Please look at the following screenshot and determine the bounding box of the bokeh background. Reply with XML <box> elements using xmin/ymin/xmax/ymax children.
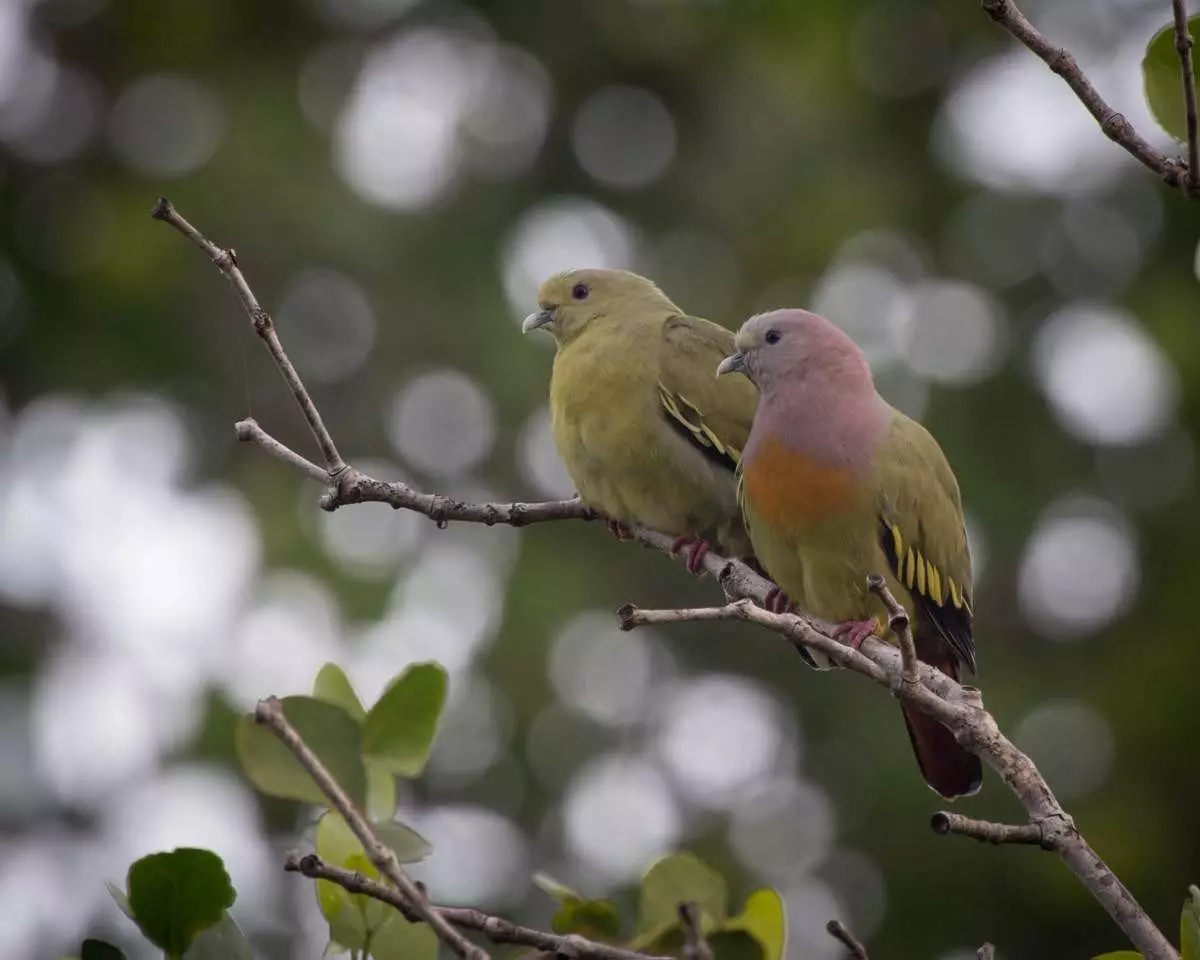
<box><xmin>1</xmin><ymin>0</ymin><xmax>1198</xmax><ymax>956</ymax></box>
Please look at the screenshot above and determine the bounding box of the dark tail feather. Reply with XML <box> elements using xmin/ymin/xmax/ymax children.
<box><xmin>900</xmin><ymin>643</ymin><xmax>982</xmax><ymax>799</ymax></box>
<box><xmin>900</xmin><ymin>701</ymin><xmax>982</xmax><ymax>799</ymax></box>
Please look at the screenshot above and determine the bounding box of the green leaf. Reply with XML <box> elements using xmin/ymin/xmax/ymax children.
<box><xmin>533</xmin><ymin>872</ymin><xmax>584</xmax><ymax>903</ymax></box>
<box><xmin>126</xmin><ymin>848</ymin><xmax>236</xmax><ymax>958</ymax></box>
<box><xmin>366</xmin><ymin>761</ymin><xmax>397</xmax><ymax>821</ymax></box>
<box><xmin>1181</xmin><ymin>885</ymin><xmax>1200</xmax><ymax>960</ymax></box>
<box><xmin>235</xmin><ymin>696</ymin><xmax>367</xmax><ymax>809</ymax></box>
<box><xmin>1142</xmin><ymin>16</ymin><xmax>1200</xmax><ymax>141</ymax></box>
<box><xmin>362</xmin><ymin>663</ymin><xmax>448</xmax><ymax>777</ymax></box>
<box><xmin>725</xmin><ymin>888</ymin><xmax>788</xmax><ymax>960</ymax></box>
<box><xmin>370</xmin><ymin>911</ymin><xmax>439</xmax><ymax>960</ymax></box>
<box><xmin>184</xmin><ymin>912</ymin><xmax>253</xmax><ymax>960</ymax></box>
<box><xmin>1091</xmin><ymin>953</ymin><xmax>1143</xmax><ymax>960</ymax></box>
<box><xmin>637</xmin><ymin>852</ymin><xmax>728</xmax><ymax>936</ymax></box>
<box><xmin>313</xmin><ymin>663</ymin><xmax>367</xmax><ymax>722</ymax></box>
<box><xmin>552</xmin><ymin>898</ymin><xmax>622</xmax><ymax>940</ymax></box>
<box><xmin>374</xmin><ymin>820</ymin><xmax>433</xmax><ymax>863</ymax></box>
<box><xmin>81</xmin><ymin>941</ymin><xmax>127</xmax><ymax>960</ymax></box>
<box><xmin>313</xmin><ymin>811</ymin><xmax>406</xmax><ymax>947</ymax></box>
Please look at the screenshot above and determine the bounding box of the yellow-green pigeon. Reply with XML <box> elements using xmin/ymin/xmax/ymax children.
<box><xmin>521</xmin><ymin>268</ymin><xmax>760</xmax><ymax>573</ymax></box>
<box><xmin>718</xmin><ymin>308</ymin><xmax>982</xmax><ymax>799</ymax></box>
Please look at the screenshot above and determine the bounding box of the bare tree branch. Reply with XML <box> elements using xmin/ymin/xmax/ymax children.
<box><xmin>978</xmin><ymin>0</ymin><xmax>1197</xmax><ymax>197</ymax></box>
<box><xmin>867</xmin><ymin>574</ymin><xmax>919</xmax><ymax>688</ymax></box>
<box><xmin>151</xmin><ymin>198</ymin><xmax>349</xmax><ymax>472</ymax></box>
<box><xmin>286</xmin><ymin>852</ymin><xmax>671</xmax><ymax>960</ymax></box>
<box><xmin>1172</xmin><ymin>0</ymin><xmax>1200</xmax><ymax>189</ymax></box>
<box><xmin>157</xmin><ymin>201</ymin><xmax>1178</xmax><ymax>960</ymax></box>
<box><xmin>826</xmin><ymin>919</ymin><xmax>870</xmax><ymax>960</ymax></box>
<box><xmin>618</xmin><ymin>599</ymin><xmax>1176</xmax><ymax>960</ymax></box>
<box><xmin>931</xmin><ymin>811</ymin><xmax>1049</xmax><ymax>847</ymax></box>
<box><xmin>678</xmin><ymin>902</ymin><xmax>714</xmax><ymax>960</ymax></box>
<box><xmin>254</xmin><ymin>699</ymin><xmax>491</xmax><ymax>960</ymax></box>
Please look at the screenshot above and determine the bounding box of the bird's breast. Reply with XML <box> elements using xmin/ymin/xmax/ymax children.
<box><xmin>742</xmin><ymin>435</ymin><xmax>859</xmax><ymax>531</ymax></box>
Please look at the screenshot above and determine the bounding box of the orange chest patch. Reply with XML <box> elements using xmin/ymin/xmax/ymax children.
<box><xmin>743</xmin><ymin>437</ymin><xmax>859</xmax><ymax>529</ymax></box>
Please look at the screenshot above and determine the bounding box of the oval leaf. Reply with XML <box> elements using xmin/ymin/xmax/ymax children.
<box><xmin>126</xmin><ymin>848</ymin><xmax>236</xmax><ymax>958</ymax></box>
<box><xmin>184</xmin><ymin>912</ymin><xmax>253</xmax><ymax>960</ymax></box>
<box><xmin>1142</xmin><ymin>16</ymin><xmax>1200</xmax><ymax>141</ymax></box>
<box><xmin>235</xmin><ymin>696</ymin><xmax>367</xmax><ymax>809</ymax></box>
<box><xmin>725</xmin><ymin>888</ymin><xmax>788</xmax><ymax>960</ymax></box>
<box><xmin>637</xmin><ymin>852</ymin><xmax>727</xmax><ymax>935</ymax></box>
<box><xmin>375</xmin><ymin>820</ymin><xmax>433</xmax><ymax>863</ymax></box>
<box><xmin>313</xmin><ymin>663</ymin><xmax>367</xmax><ymax>722</ymax></box>
<box><xmin>370</xmin><ymin>911</ymin><xmax>439</xmax><ymax>960</ymax></box>
<box><xmin>1182</xmin><ymin>885</ymin><xmax>1200</xmax><ymax>960</ymax></box>
<box><xmin>362</xmin><ymin>663</ymin><xmax>448</xmax><ymax>777</ymax></box>
<box><xmin>81</xmin><ymin>941</ymin><xmax>127</xmax><ymax>960</ymax></box>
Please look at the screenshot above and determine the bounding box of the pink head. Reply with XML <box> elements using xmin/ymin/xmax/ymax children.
<box><xmin>717</xmin><ymin>308</ymin><xmax>887</xmax><ymax>464</ymax></box>
<box><xmin>716</xmin><ymin>308</ymin><xmax>876</xmax><ymax>396</ymax></box>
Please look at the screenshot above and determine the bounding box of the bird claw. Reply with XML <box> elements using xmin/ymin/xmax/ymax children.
<box><xmin>605</xmin><ymin>519</ymin><xmax>632</xmax><ymax>540</ymax></box>
<box><xmin>831</xmin><ymin>618</ymin><xmax>879</xmax><ymax>651</ymax></box>
<box><xmin>763</xmin><ymin>586</ymin><xmax>796</xmax><ymax>615</ymax></box>
<box><xmin>670</xmin><ymin>536</ymin><xmax>711</xmax><ymax>575</ymax></box>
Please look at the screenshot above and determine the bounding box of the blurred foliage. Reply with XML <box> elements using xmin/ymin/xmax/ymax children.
<box><xmin>1142</xmin><ymin>14</ymin><xmax>1200</xmax><ymax>143</ymax></box>
<box><xmin>4</xmin><ymin>0</ymin><xmax>1200</xmax><ymax>958</ymax></box>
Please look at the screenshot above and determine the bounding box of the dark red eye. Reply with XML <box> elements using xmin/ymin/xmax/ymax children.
<box><xmin>571</xmin><ymin>282</ymin><xmax>590</xmax><ymax>301</ymax></box>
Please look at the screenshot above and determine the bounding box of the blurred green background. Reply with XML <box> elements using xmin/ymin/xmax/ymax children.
<box><xmin>1</xmin><ymin>0</ymin><xmax>1198</xmax><ymax>957</ymax></box>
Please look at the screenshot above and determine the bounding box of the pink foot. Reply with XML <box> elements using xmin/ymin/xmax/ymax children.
<box><xmin>763</xmin><ymin>587</ymin><xmax>796</xmax><ymax>615</ymax></box>
<box><xmin>831</xmin><ymin>618</ymin><xmax>879</xmax><ymax>651</ymax></box>
<box><xmin>605</xmin><ymin>519</ymin><xmax>632</xmax><ymax>541</ymax></box>
<box><xmin>670</xmin><ymin>536</ymin><xmax>711</xmax><ymax>575</ymax></box>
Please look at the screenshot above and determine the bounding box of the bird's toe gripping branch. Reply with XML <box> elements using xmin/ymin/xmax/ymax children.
<box><xmin>669</xmin><ymin>536</ymin><xmax>711</xmax><ymax>575</ymax></box>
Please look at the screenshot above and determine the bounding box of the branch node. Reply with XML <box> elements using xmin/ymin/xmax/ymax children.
<box><xmin>825</xmin><ymin>919</ymin><xmax>869</xmax><ymax>960</ymax></box>
<box><xmin>616</xmin><ymin>603</ymin><xmax>637</xmax><ymax>631</ymax></box>
<box><xmin>150</xmin><ymin>196</ymin><xmax>173</xmax><ymax>220</ymax></box>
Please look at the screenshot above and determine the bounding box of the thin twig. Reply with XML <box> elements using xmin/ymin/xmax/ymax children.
<box><xmin>254</xmin><ymin>699</ymin><xmax>490</xmax><ymax>960</ymax></box>
<box><xmin>678</xmin><ymin>903</ymin><xmax>714</xmax><ymax>960</ymax></box>
<box><xmin>1172</xmin><ymin>0</ymin><xmax>1200</xmax><ymax>189</ymax></box>
<box><xmin>285</xmin><ymin>853</ymin><xmax>670</xmax><ymax>960</ymax></box>
<box><xmin>151</xmin><ymin>197</ymin><xmax>348</xmax><ymax>473</ymax></box>
<box><xmin>235</xmin><ymin>418</ymin><xmax>328</xmax><ymax>483</ymax></box>
<box><xmin>826</xmin><ymin>919</ymin><xmax>869</xmax><ymax>960</ymax></box>
<box><xmin>931</xmin><ymin>811</ymin><xmax>1049</xmax><ymax>848</ymax></box>
<box><xmin>167</xmin><ymin>201</ymin><xmax>1177</xmax><ymax>960</ymax></box>
<box><xmin>977</xmin><ymin>943</ymin><xmax>996</xmax><ymax>960</ymax></box>
<box><xmin>867</xmin><ymin>574</ymin><xmax>919</xmax><ymax>687</ymax></box>
<box><xmin>978</xmin><ymin>0</ymin><xmax>1195</xmax><ymax>196</ymax></box>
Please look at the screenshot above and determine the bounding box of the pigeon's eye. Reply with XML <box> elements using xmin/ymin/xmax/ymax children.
<box><xmin>764</xmin><ymin>329</ymin><xmax>782</xmax><ymax>345</ymax></box>
<box><xmin>571</xmin><ymin>282</ymin><xmax>590</xmax><ymax>301</ymax></box>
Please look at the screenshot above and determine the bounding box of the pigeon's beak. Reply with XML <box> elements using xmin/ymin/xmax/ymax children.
<box><xmin>716</xmin><ymin>352</ymin><xmax>747</xmax><ymax>377</ymax></box>
<box><xmin>522</xmin><ymin>309</ymin><xmax>555</xmax><ymax>334</ymax></box>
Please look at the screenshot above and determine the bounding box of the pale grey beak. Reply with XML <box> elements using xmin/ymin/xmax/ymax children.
<box><xmin>716</xmin><ymin>352</ymin><xmax>746</xmax><ymax>377</ymax></box>
<box><xmin>522</xmin><ymin>309</ymin><xmax>555</xmax><ymax>334</ymax></box>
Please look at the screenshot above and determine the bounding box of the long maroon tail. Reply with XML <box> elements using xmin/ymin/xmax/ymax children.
<box><xmin>899</xmin><ymin>653</ymin><xmax>982</xmax><ymax>799</ymax></box>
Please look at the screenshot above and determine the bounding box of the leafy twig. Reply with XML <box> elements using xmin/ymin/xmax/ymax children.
<box><xmin>977</xmin><ymin>0</ymin><xmax>1195</xmax><ymax>196</ymax></box>
<box><xmin>254</xmin><ymin>699</ymin><xmax>490</xmax><ymax>960</ymax></box>
<box><xmin>285</xmin><ymin>853</ymin><xmax>671</xmax><ymax>960</ymax></box>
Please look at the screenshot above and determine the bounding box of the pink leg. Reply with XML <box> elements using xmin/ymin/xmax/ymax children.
<box><xmin>763</xmin><ymin>587</ymin><xmax>796</xmax><ymax>615</ymax></box>
<box><xmin>605</xmin><ymin>519</ymin><xmax>632</xmax><ymax>540</ymax></box>
<box><xmin>831</xmin><ymin>618</ymin><xmax>879</xmax><ymax>651</ymax></box>
<box><xmin>670</xmin><ymin>536</ymin><xmax>711</xmax><ymax>575</ymax></box>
